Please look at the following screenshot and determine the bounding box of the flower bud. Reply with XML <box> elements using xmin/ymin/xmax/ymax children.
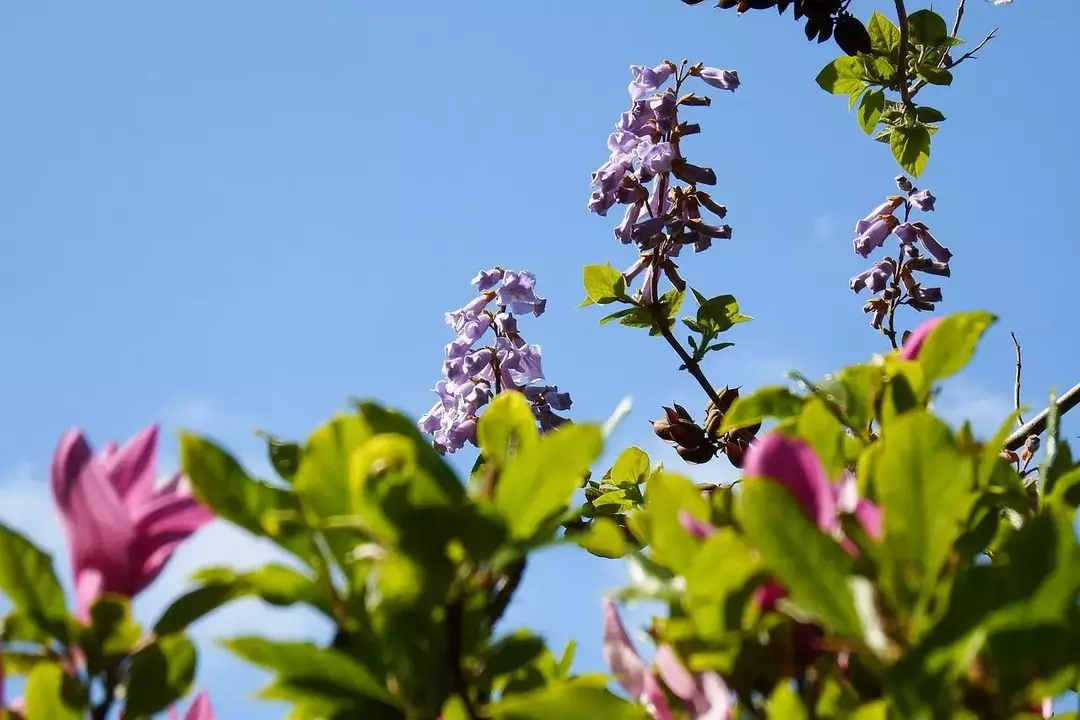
<box><xmin>671</xmin><ymin>159</ymin><xmax>717</xmax><ymax>186</ymax></box>
<box><xmin>694</xmin><ymin>67</ymin><xmax>740</xmax><ymax>92</ymax></box>
<box><xmin>895</xmin><ymin>175</ymin><xmax>914</xmax><ymax>193</ymax></box>
<box><xmin>677</xmin><ymin>443</ymin><xmax>717</xmax><ymax>464</ymax></box>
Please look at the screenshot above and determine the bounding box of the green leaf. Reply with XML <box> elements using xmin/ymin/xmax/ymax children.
<box><xmin>610</xmin><ymin>447</ymin><xmax>650</xmax><ymax>488</ymax></box>
<box><xmin>1</xmin><ymin>611</ymin><xmax>50</xmax><ymax>644</ymax></box>
<box><xmin>25</xmin><ymin>661</ymin><xmax>85</xmax><ymax>720</ymax></box>
<box><xmin>769</xmin><ymin>683</ymin><xmax>809</xmax><ymax>720</ymax></box>
<box><xmin>478</xmin><ymin>392</ymin><xmax>541</xmax><ymax>471</ymax></box>
<box><xmin>890</xmin><ymin>125</ymin><xmax>932</xmax><ymax>177</ymax></box>
<box><xmin>720</xmin><ymin>386</ymin><xmax>804</xmax><ymax>433</ymax></box>
<box><xmin>81</xmin><ymin>595</ymin><xmax>143</xmax><ymax>676</ymax></box>
<box><xmin>694</xmin><ymin>294</ymin><xmax>752</xmax><ymax>335</ymax></box>
<box><xmin>871</xmin><ymin>412</ymin><xmax>975</xmax><ymax>605</ymax></box>
<box><xmin>816</xmin><ymin>57</ymin><xmax>867</xmax><ymax>95</ymax></box>
<box><xmin>582</xmin><ymin>265</ymin><xmax>627</xmax><ymax>305</ymax></box>
<box><xmin>867</xmin><ymin>11</ymin><xmax>901</xmax><ymax>55</ymax></box>
<box><xmin>479</xmin><ymin>631</ymin><xmax>547</xmax><ymax>688</ymax></box>
<box><xmin>685</xmin><ymin>529</ymin><xmax>758</xmax><ymax>637</ymax></box>
<box><xmin>645</xmin><ymin>473</ymin><xmax>709</xmax><ymax>574</ymax></box>
<box><xmin>180</xmin><ymin>433</ymin><xmax>308</xmax><ymax>556</ymax></box>
<box><xmin>858</xmin><ymin>90</ymin><xmax>885</xmax><ymax>135</ymax></box>
<box><xmin>124</xmin><ymin>634</ymin><xmax>198</xmax><ymax>717</ymax></box>
<box><xmin>496</xmin><ymin>425</ymin><xmax>603</xmax><ymax>541</ymax></box>
<box><xmin>0</xmin><ymin>523</ymin><xmax>69</xmax><ymax>643</ymax></box>
<box><xmin>222</xmin><ymin>638</ymin><xmax>399</xmax><ymax>712</ymax></box>
<box><xmin>796</xmin><ymin>397</ymin><xmax>848</xmax><ymax>479</ymax></box>
<box><xmin>572</xmin><ymin>518</ymin><xmax>628</xmax><ymax>559</ymax></box>
<box><xmin>915</xmin><ymin>106</ymin><xmax>946</xmax><ymax>123</ymax></box>
<box><xmin>599</xmin><ymin>307</ymin><xmax>640</xmax><ymax>327</ymax></box>
<box><xmin>489</xmin><ymin>680</ymin><xmax>647</xmax><ymax>720</ymax></box>
<box><xmin>738</xmin><ymin>481</ymin><xmax>863</xmax><ymax>638</ymax></box>
<box><xmin>916</xmin><ymin>311</ymin><xmax>996</xmax><ymax>382</ymax></box>
<box><xmin>919</xmin><ymin>67</ymin><xmax>953</xmax><ymax>86</ymax></box>
<box><xmin>907</xmin><ymin>9</ymin><xmax>949</xmax><ymax>46</ymax></box>
<box><xmin>262</xmin><ymin>433</ymin><xmax>302</xmax><ymax>483</ymax></box>
<box><xmin>874</xmin><ymin>127</ymin><xmax>895</xmax><ymax>144</ymax></box>
<box><xmin>154</xmin><ymin>564</ymin><xmax>328</xmax><ymax>635</ymax></box>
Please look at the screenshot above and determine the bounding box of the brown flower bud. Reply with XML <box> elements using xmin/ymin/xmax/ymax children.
<box><xmin>678</xmin><ymin>93</ymin><xmax>712</xmax><ymax>107</ymax></box>
<box><xmin>1000</xmin><ymin>449</ymin><xmax>1020</xmax><ymax>465</ymax></box>
<box><xmin>723</xmin><ymin>437</ymin><xmax>748</xmax><ymax>468</ymax></box>
<box><xmin>677</xmin><ymin>443</ymin><xmax>717</xmax><ymax>464</ymax></box>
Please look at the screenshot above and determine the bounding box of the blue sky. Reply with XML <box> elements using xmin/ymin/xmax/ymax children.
<box><xmin>0</xmin><ymin>0</ymin><xmax>1075</xmax><ymax>716</ymax></box>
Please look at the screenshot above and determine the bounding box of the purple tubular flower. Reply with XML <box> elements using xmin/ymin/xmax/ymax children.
<box><xmin>894</xmin><ymin>222</ymin><xmax>919</xmax><ymax>244</ymax></box>
<box><xmin>914</xmin><ymin>285</ymin><xmax>943</xmax><ymax>303</ymax></box>
<box><xmin>849</xmin><ymin>260</ymin><xmax>894</xmax><ymax>294</ymax></box>
<box><xmin>853</xmin><ymin>215</ymin><xmax>899</xmax><ymax>258</ymax></box>
<box><xmin>697</xmin><ymin>67</ymin><xmax>740</xmax><ymax>91</ymax></box>
<box><xmin>615</xmin><ymin>201</ymin><xmax>644</xmax><ymax>244</ymax></box>
<box><xmin>915</xmin><ymin>225</ymin><xmax>953</xmax><ymax>263</ymax></box>
<box><xmin>649</xmin><ymin>90</ymin><xmax>678</xmax><ymax>134</ymax></box>
<box><xmin>496</xmin><ymin>270</ymin><xmax>546</xmax><ymax>316</ymax></box>
<box><xmin>628</xmin><ymin>63</ymin><xmax>674</xmax><ymax>101</ymax></box>
<box><xmin>493</xmin><ymin>312</ymin><xmax>517</xmax><ymax>335</ymax></box>
<box><xmin>471</xmin><ymin>268</ymin><xmax>503</xmax><ymax>291</ymax></box>
<box><xmin>909</xmin><ymin>189</ymin><xmax>936</xmax><ymax>212</ymax></box>
<box><xmin>638</xmin><ymin>141</ymin><xmax>676</xmax><ymax>174</ymax></box>
<box><xmin>855</xmin><ymin>196</ymin><xmax>904</xmax><ymax>235</ymax></box>
<box><xmin>631</xmin><ymin>217</ymin><xmax>667</xmax><ymax>248</ymax></box>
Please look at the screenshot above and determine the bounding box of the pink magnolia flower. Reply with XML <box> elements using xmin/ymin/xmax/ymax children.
<box><xmin>899</xmin><ymin>317</ymin><xmax>943</xmax><ymax>361</ymax></box>
<box><xmin>51</xmin><ymin>425</ymin><xmax>213</xmax><ymax>620</ymax></box>
<box><xmin>168</xmin><ymin>692</ymin><xmax>215</xmax><ymax>720</ymax></box>
<box><xmin>603</xmin><ymin>600</ymin><xmax>733</xmax><ymax>720</ymax></box>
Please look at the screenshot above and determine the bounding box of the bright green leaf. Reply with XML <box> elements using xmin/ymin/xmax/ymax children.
<box><xmin>582</xmin><ymin>265</ymin><xmax>627</xmax><ymax>305</ymax></box>
<box><xmin>124</xmin><ymin>634</ymin><xmax>198</xmax><ymax>717</ymax></box>
<box><xmin>769</xmin><ymin>683</ymin><xmax>809</xmax><ymax>720</ymax></box>
<box><xmin>223</xmin><ymin>638</ymin><xmax>399</xmax><ymax>710</ymax></box>
<box><xmin>25</xmin><ymin>661</ymin><xmax>85</xmax><ymax>720</ymax></box>
<box><xmin>890</xmin><ymin>126</ymin><xmax>932</xmax><ymax>177</ymax></box>
<box><xmin>645</xmin><ymin>473</ymin><xmax>709</xmax><ymax>573</ymax></box>
<box><xmin>610</xmin><ymin>447</ymin><xmax>650</xmax><ymax>487</ymax></box>
<box><xmin>685</xmin><ymin>529</ymin><xmax>758</xmax><ymax>637</ymax></box>
<box><xmin>261</xmin><ymin>433</ymin><xmax>302</xmax><ymax>483</ymax></box>
<box><xmin>872</xmin><ymin>412</ymin><xmax>975</xmax><ymax>605</ymax></box>
<box><xmin>0</xmin><ymin>523</ymin><xmax>69</xmax><ymax>643</ymax></box>
<box><xmin>858</xmin><ymin>90</ymin><xmax>885</xmax><ymax>135</ymax></box>
<box><xmin>816</xmin><ymin>57</ymin><xmax>867</xmax><ymax>95</ymax></box>
<box><xmin>489</xmin><ymin>680</ymin><xmax>647</xmax><ymax>720</ymax></box>
<box><xmin>738</xmin><ymin>482</ymin><xmax>863</xmax><ymax>638</ymax></box>
<box><xmin>496</xmin><ymin>424</ymin><xmax>603</xmax><ymax>541</ymax></box>
<box><xmin>916</xmin><ymin>311</ymin><xmax>996</xmax><ymax>382</ymax></box>
<box><xmin>694</xmin><ymin>294</ymin><xmax>751</xmax><ymax>335</ymax></box>
<box><xmin>180</xmin><ymin>433</ymin><xmax>309</xmax><ymax>557</ymax></box>
<box><xmin>81</xmin><ymin>595</ymin><xmax>143</xmax><ymax>676</ymax></box>
<box><xmin>572</xmin><ymin>517</ymin><xmax>628</xmax><ymax>559</ymax></box>
<box><xmin>867</xmin><ymin>11</ymin><xmax>901</xmax><ymax>55</ymax></box>
<box><xmin>720</xmin><ymin>386</ymin><xmax>804</xmax><ymax>433</ymax></box>
<box><xmin>478</xmin><ymin>392</ymin><xmax>541</xmax><ymax>471</ymax></box>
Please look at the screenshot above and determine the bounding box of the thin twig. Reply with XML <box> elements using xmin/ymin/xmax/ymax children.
<box><xmin>1004</xmin><ymin>382</ymin><xmax>1080</xmax><ymax>451</ymax></box>
<box><xmin>1010</xmin><ymin>332</ymin><xmax>1024</xmax><ymax>427</ymax></box>
<box><xmin>911</xmin><ymin>27</ymin><xmax>998</xmax><ymax>97</ymax></box>
<box><xmin>951</xmin><ymin>0</ymin><xmax>966</xmax><ymax>38</ymax></box>
<box><xmin>893</xmin><ymin>0</ymin><xmax>914</xmax><ymax>108</ymax></box>
<box><xmin>489</xmin><ymin>558</ymin><xmax>526</xmax><ymax>627</ymax></box>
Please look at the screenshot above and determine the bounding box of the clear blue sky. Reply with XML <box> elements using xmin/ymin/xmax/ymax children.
<box><xmin>1</xmin><ymin>1</ymin><xmax>1075</xmax><ymax>716</ymax></box>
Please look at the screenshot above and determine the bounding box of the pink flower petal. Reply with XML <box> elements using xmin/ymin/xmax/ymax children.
<box><xmin>643</xmin><ymin>672</ymin><xmax>673</xmax><ymax>720</ymax></box>
<box><xmin>99</xmin><ymin>425</ymin><xmax>159</xmax><ymax>507</ymax></box>
<box><xmin>185</xmin><ymin>692</ymin><xmax>215</xmax><ymax>720</ymax></box>
<box><xmin>130</xmin><ymin>493</ymin><xmax>213</xmax><ymax>594</ymax></box>
<box><xmin>898</xmin><ymin>317</ymin><xmax>942</xmax><ymax>361</ymax></box>
<box><xmin>743</xmin><ymin>433</ymin><xmax>837</xmax><ymax>533</ymax></box>
<box><xmin>602</xmin><ymin>599</ymin><xmax>647</xmax><ymax>699</ymax></box>
<box><xmin>655</xmin><ymin>645</ymin><xmax>697</xmax><ymax>703</ymax></box>
<box><xmin>51</xmin><ymin>429</ymin><xmax>136</xmax><ymax>619</ymax></box>
<box><xmin>696</xmin><ymin>672</ymin><xmax>734</xmax><ymax>720</ymax></box>
<box><xmin>678</xmin><ymin>510</ymin><xmax>716</xmax><ymax>540</ymax></box>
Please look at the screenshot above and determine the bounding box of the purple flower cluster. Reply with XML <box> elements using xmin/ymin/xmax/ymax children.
<box><xmin>419</xmin><ymin>268</ymin><xmax>572</xmax><ymax>454</ymax></box>
<box><xmin>848</xmin><ymin>176</ymin><xmax>952</xmax><ymax>330</ymax></box>
<box><xmin>588</xmin><ymin>61</ymin><xmax>739</xmax><ymax>304</ymax></box>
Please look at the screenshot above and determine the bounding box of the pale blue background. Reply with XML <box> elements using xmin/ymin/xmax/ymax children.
<box><xmin>1</xmin><ymin>0</ymin><xmax>1075</xmax><ymax>716</ymax></box>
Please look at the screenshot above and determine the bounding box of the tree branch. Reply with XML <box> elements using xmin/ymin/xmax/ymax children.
<box><xmin>893</xmin><ymin>0</ymin><xmax>914</xmax><ymax>107</ymax></box>
<box><xmin>1011</xmin><ymin>332</ymin><xmax>1024</xmax><ymax>427</ymax></box>
<box><xmin>1004</xmin><ymin>382</ymin><xmax>1080</xmax><ymax>451</ymax></box>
